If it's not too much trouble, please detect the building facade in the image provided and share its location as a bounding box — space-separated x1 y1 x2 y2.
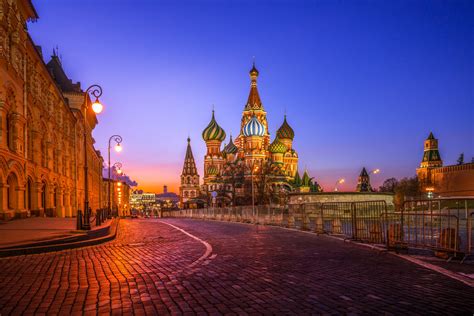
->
417 132 474 197
0 0 104 219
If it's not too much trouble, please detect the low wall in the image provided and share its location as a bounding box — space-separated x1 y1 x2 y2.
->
288 192 395 207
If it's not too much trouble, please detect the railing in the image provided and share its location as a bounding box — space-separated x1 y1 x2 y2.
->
392 199 474 259
76 208 112 230
163 198 474 260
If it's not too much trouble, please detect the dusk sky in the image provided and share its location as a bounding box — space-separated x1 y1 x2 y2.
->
29 0 473 193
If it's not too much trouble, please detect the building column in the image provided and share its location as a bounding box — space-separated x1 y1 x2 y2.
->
55 187 65 217
32 181 43 217
15 185 27 219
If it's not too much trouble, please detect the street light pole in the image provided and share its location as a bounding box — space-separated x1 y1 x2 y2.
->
82 84 103 230
108 135 122 215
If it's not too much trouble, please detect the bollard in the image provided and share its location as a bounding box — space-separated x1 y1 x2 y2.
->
369 221 383 243
76 210 83 230
388 223 404 249
315 215 324 234
96 210 100 227
332 218 342 234
435 227 462 259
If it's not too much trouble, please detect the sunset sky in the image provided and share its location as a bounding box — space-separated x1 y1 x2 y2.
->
30 0 473 193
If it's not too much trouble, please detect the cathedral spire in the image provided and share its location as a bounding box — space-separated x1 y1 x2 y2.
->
181 137 198 176
245 62 263 110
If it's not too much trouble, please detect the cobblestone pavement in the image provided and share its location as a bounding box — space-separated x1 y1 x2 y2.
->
0 219 473 315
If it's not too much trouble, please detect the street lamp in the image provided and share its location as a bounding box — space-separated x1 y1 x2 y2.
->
250 161 260 224
82 84 103 230
108 135 123 215
334 178 345 192
371 169 380 175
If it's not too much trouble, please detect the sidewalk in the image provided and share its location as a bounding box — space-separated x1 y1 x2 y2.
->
0 217 80 247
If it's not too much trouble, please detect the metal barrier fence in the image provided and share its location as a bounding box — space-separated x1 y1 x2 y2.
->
163 198 474 260
392 199 474 259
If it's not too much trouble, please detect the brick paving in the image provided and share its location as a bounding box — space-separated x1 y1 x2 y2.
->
0 218 473 314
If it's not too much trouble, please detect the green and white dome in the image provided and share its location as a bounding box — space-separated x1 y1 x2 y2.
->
202 111 226 142
269 138 287 154
207 165 218 176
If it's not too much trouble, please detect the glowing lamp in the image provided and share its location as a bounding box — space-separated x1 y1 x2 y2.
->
92 98 103 114
115 143 122 153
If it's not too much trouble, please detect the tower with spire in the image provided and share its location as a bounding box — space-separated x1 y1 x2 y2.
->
356 167 373 192
179 137 200 206
417 132 443 188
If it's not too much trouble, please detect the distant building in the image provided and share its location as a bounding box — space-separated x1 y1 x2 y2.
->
356 167 373 192
417 132 474 197
130 190 156 209
156 185 179 204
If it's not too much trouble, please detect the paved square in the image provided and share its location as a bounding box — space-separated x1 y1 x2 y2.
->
0 219 473 314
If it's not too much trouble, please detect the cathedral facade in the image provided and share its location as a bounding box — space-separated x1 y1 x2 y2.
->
179 64 320 207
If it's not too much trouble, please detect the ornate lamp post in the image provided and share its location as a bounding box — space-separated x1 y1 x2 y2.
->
250 160 260 223
108 136 123 214
82 84 103 230
112 162 123 216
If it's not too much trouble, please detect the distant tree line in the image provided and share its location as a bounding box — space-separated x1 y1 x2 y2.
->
378 176 422 208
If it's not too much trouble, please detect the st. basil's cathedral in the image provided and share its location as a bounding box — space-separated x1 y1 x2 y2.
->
179 64 321 207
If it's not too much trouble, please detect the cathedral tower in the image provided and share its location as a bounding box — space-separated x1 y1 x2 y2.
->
236 63 270 153
179 138 200 205
202 110 226 182
277 116 298 178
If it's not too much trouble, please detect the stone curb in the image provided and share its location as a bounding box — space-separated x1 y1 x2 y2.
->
0 219 120 258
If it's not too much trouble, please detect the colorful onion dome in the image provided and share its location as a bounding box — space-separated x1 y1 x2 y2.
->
269 138 287 154
202 110 226 142
276 115 294 140
223 135 238 154
243 115 265 137
207 165 218 176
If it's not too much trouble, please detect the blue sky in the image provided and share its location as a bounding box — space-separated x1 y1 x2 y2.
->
29 0 473 192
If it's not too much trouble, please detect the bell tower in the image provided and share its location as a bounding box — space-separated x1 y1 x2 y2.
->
179 138 200 206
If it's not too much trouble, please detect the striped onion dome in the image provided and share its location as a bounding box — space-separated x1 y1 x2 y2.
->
223 135 238 154
202 111 226 142
243 115 265 137
276 115 294 140
207 165 218 176
269 138 287 154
